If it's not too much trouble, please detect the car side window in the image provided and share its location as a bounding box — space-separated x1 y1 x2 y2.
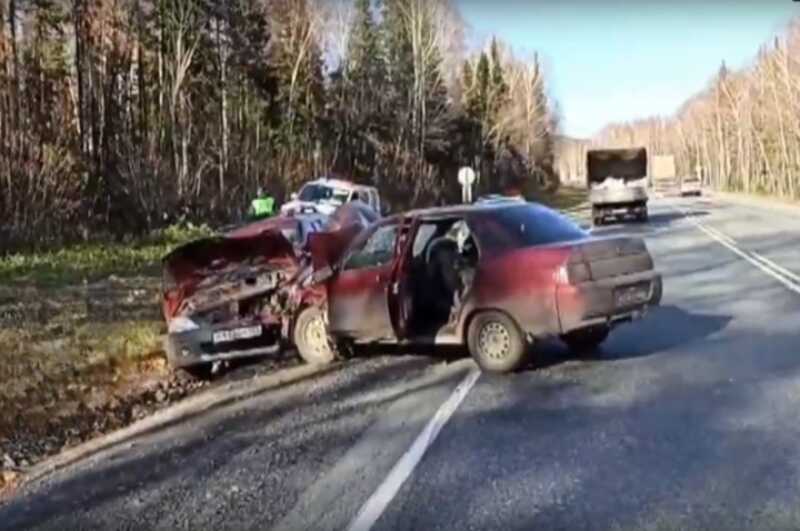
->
412 223 439 258
343 224 398 271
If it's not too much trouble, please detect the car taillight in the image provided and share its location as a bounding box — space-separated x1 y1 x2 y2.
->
554 265 570 285
554 262 592 285
568 262 592 284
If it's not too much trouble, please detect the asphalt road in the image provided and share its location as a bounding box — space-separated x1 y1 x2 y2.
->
3 194 800 530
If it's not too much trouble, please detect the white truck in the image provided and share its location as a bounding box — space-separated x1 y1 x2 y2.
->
587 147 649 225
280 177 382 217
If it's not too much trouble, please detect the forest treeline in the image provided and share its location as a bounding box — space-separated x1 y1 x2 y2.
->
0 0 558 251
594 19 800 199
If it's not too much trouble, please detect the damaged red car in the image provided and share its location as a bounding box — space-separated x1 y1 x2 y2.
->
161 205 377 377
292 200 663 373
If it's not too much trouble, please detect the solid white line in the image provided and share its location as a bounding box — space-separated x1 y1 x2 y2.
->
346 368 481 531
691 209 800 284
674 204 800 296
751 252 800 284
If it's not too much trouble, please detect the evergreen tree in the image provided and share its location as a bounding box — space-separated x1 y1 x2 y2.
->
488 37 508 124
334 0 385 179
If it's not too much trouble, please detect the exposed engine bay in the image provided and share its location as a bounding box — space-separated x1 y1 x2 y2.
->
160 202 378 373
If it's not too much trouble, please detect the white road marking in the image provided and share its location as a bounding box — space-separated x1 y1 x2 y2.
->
750 252 800 284
346 368 481 531
674 204 800 296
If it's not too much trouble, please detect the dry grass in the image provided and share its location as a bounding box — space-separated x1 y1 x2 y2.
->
0 225 213 443
0 279 167 438
0 224 214 288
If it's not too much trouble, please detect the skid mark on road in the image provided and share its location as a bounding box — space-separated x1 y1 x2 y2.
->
346 368 481 531
674 205 800 296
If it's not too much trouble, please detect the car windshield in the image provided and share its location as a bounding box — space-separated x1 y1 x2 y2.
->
469 204 587 253
298 183 350 205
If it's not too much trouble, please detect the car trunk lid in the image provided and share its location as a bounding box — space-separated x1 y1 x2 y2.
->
564 236 654 282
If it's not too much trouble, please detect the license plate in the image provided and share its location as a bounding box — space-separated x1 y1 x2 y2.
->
213 325 262 344
615 283 650 307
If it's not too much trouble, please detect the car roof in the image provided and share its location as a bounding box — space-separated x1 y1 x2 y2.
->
305 177 357 189
304 177 376 191
387 200 544 222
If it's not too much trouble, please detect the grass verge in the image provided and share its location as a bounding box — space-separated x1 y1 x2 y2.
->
0 225 216 471
0 224 215 288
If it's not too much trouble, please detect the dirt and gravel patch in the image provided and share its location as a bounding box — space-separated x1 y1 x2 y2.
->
0 266 298 498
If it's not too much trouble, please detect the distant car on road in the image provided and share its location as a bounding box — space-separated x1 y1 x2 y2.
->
281 178 382 217
293 201 663 373
680 175 702 197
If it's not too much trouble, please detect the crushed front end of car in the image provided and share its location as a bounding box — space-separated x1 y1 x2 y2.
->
161 231 301 372
160 201 379 374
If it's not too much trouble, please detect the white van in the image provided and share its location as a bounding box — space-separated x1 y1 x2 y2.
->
281 178 382 216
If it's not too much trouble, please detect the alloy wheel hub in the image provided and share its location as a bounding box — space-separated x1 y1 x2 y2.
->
479 322 511 360
306 316 327 354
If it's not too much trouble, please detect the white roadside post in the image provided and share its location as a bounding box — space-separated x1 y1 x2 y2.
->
458 166 476 204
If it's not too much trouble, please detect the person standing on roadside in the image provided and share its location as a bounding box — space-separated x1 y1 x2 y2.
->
248 186 276 220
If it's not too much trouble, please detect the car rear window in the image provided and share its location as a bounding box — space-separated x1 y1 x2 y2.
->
469 204 587 253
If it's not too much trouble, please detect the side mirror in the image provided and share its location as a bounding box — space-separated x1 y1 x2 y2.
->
291 192 298 200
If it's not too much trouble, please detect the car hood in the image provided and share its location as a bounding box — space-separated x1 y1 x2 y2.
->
161 231 298 319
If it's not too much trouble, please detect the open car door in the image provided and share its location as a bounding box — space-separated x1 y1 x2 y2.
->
387 217 417 340
325 221 399 341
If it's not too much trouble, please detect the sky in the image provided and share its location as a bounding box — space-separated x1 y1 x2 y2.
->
457 0 800 138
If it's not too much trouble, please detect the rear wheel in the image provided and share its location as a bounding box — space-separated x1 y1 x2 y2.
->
467 311 527 373
294 306 335 366
592 208 604 227
562 325 610 354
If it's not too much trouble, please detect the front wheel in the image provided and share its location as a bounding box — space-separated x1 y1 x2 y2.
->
293 306 335 366
562 325 610 354
181 363 214 380
467 311 527 373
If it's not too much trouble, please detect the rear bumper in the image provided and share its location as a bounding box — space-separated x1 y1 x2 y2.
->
590 187 648 206
164 323 282 369
557 271 662 334
592 203 648 218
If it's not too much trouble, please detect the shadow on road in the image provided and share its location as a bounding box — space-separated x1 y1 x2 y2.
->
526 305 732 371
0 356 443 530
589 210 709 238
374 327 800 530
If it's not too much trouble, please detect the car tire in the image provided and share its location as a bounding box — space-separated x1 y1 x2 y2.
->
294 306 335 366
467 311 527 373
181 363 214 381
562 325 610 354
